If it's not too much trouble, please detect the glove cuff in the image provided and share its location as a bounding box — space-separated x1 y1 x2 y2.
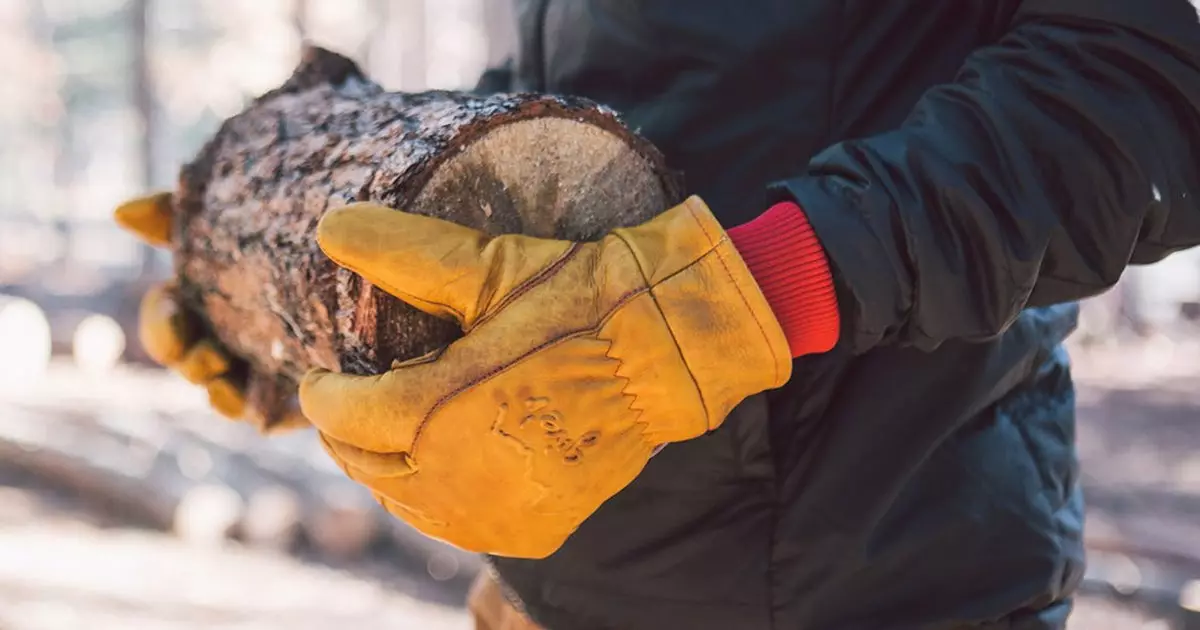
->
728 202 840 356
617 197 794 432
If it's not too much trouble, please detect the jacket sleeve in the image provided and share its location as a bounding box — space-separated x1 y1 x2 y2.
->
773 0 1200 354
472 59 514 95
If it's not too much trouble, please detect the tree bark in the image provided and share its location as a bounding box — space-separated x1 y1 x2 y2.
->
171 46 681 427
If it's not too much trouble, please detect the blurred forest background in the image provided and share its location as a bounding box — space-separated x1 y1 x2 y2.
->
0 1 1199 629
0 0 514 344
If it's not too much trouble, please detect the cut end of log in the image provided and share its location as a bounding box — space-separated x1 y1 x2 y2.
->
411 116 672 240
340 114 678 376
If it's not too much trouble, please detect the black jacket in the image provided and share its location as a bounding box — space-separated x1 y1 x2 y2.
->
477 2 1200 628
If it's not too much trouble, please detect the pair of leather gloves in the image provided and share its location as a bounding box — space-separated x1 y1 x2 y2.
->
115 193 838 558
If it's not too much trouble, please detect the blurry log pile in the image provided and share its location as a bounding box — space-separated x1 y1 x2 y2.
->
0 400 480 587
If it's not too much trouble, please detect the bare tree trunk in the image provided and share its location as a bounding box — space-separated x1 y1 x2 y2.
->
24 0 71 273
132 0 159 276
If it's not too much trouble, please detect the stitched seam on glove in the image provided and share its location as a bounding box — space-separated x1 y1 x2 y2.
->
599 334 649 428
320 434 449 528
670 199 786 388
632 285 711 431
319 432 374 487
466 243 582 333
588 225 720 436
410 287 648 457
711 241 785 385
409 244 731 458
323 435 420 480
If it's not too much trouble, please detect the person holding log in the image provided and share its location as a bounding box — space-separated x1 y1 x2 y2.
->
115 2 1200 629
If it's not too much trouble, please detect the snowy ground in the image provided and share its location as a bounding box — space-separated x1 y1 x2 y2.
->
0 338 1197 630
0 484 471 630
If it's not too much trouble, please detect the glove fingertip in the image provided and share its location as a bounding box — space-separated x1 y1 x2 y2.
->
297 367 399 447
176 341 232 385
207 378 247 420
297 367 341 418
114 192 174 247
137 284 194 366
314 204 390 265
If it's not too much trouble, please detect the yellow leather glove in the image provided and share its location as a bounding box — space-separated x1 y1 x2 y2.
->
299 196 792 558
114 193 308 432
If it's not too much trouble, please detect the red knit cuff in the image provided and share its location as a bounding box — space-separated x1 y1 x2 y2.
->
727 202 840 357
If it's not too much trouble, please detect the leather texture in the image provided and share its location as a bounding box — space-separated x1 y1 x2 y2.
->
297 195 792 558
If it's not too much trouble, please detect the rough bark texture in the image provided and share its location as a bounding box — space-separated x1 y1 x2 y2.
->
171 47 681 426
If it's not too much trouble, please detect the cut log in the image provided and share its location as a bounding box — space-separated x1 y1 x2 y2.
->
0 405 241 542
0 401 441 564
170 46 681 428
